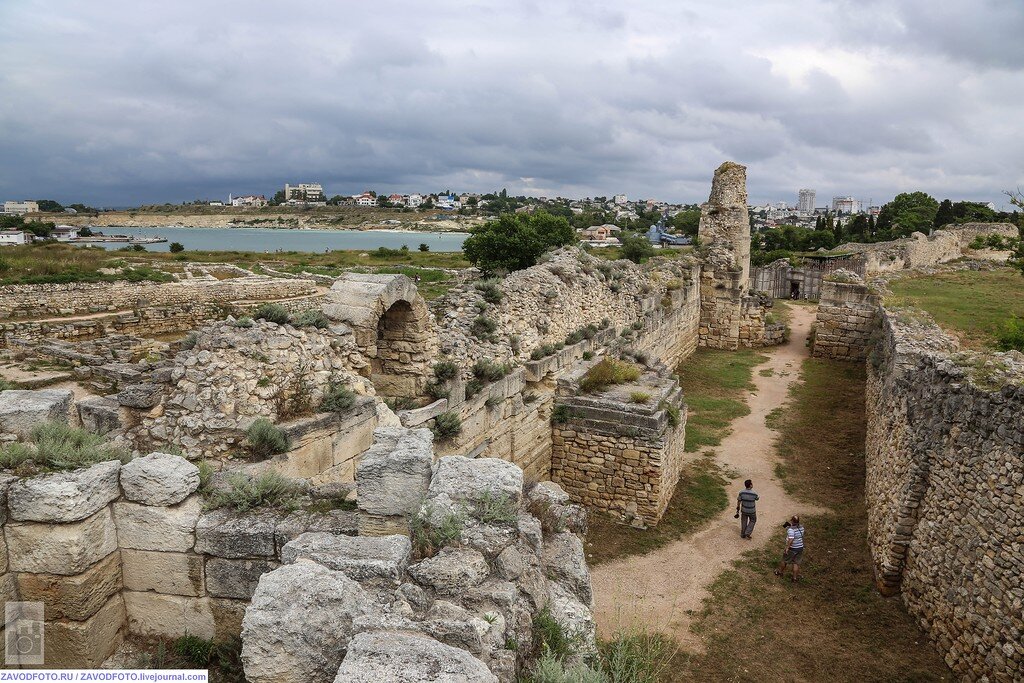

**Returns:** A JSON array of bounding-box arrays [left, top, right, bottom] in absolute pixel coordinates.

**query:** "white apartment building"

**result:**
[[798, 189, 816, 213], [407, 194, 423, 208], [832, 196, 862, 214], [231, 195, 268, 207], [353, 192, 376, 207], [3, 200, 39, 215], [0, 230, 29, 245], [613, 194, 628, 205], [52, 225, 79, 241], [284, 183, 325, 202]]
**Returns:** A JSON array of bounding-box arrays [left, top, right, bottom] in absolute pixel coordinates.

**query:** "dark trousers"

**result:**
[[741, 512, 757, 537]]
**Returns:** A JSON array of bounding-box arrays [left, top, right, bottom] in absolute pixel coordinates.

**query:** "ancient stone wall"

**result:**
[[835, 222, 1018, 276], [0, 276, 319, 321], [865, 306, 1024, 680], [811, 273, 880, 361]]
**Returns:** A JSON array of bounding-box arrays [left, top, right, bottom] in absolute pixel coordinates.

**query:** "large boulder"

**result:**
[[241, 561, 376, 683], [427, 456, 524, 508], [77, 396, 122, 435], [541, 532, 593, 606], [8, 460, 121, 523], [120, 452, 200, 506], [546, 582, 597, 658], [281, 533, 411, 585], [116, 383, 162, 409], [0, 389, 73, 439], [333, 631, 498, 683], [407, 547, 489, 592], [356, 427, 433, 518]]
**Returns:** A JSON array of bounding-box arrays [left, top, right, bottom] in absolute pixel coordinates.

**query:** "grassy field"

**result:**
[[671, 358, 951, 682], [676, 348, 767, 452], [886, 268, 1024, 350]]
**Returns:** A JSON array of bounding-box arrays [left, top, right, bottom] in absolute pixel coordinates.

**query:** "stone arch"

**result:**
[[322, 273, 436, 397]]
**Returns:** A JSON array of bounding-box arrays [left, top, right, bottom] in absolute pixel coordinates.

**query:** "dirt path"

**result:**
[[591, 303, 821, 651]]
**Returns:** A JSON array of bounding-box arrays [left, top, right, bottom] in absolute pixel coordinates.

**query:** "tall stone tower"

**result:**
[[698, 161, 751, 288]]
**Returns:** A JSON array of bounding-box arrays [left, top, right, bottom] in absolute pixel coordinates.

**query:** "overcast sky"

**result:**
[[1, 0, 1022, 208]]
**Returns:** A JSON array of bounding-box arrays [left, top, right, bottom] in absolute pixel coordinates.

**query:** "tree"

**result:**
[[951, 201, 997, 224], [269, 190, 286, 206], [670, 208, 701, 237], [169, 242, 185, 253], [934, 199, 955, 229], [419, 243, 429, 252], [35, 199, 64, 213], [462, 211, 576, 274], [877, 192, 938, 239], [620, 234, 655, 263]]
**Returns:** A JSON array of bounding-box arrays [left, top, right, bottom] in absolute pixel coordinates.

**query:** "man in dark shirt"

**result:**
[[736, 479, 759, 539]]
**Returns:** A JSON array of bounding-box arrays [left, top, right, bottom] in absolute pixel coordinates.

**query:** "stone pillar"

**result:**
[[698, 161, 751, 287]]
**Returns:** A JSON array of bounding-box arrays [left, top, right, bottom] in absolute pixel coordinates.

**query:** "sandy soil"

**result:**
[[591, 303, 822, 651]]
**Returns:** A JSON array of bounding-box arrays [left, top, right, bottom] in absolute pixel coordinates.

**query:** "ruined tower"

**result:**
[[698, 161, 751, 287]]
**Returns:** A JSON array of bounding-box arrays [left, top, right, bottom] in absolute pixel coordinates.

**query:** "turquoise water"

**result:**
[[82, 226, 467, 252]]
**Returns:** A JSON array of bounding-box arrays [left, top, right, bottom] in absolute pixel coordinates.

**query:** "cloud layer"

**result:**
[[1, 0, 1022, 207]]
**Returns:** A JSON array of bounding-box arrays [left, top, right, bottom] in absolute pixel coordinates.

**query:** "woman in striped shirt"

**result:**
[[775, 515, 805, 582]]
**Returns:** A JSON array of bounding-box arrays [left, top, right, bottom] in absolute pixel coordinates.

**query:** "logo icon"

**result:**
[[5, 602, 45, 666]]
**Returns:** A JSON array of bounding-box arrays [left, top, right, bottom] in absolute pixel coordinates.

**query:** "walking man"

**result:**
[[735, 479, 758, 539], [776, 515, 805, 582]]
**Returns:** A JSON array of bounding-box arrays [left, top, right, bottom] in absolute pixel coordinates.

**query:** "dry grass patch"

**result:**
[[675, 348, 766, 451]]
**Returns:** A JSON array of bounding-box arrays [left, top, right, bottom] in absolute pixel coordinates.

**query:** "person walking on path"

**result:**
[[735, 479, 759, 539], [775, 515, 805, 582]]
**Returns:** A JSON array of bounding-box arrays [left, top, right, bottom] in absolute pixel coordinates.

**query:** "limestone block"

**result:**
[[0, 473, 16, 525], [281, 533, 410, 585], [427, 455, 524, 507], [542, 531, 593, 606], [120, 452, 200, 506], [77, 396, 122, 435], [6, 507, 117, 575], [113, 497, 201, 552], [241, 561, 375, 683], [209, 597, 248, 640], [120, 549, 204, 597], [528, 480, 571, 507], [205, 558, 279, 600], [274, 509, 359, 552], [0, 389, 73, 439], [407, 547, 489, 592], [16, 552, 122, 621], [8, 460, 121, 523], [44, 594, 125, 668], [546, 581, 597, 658], [356, 427, 433, 518], [116, 383, 162, 409], [334, 631, 498, 683], [122, 591, 215, 640], [0, 572, 18, 606], [0, 534, 6, 574], [194, 508, 279, 559]]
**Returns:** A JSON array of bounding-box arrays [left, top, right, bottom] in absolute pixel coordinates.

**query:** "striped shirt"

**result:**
[[787, 525, 805, 549], [737, 489, 759, 514]]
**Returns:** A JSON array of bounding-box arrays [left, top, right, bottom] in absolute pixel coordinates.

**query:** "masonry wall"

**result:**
[[811, 279, 880, 361], [865, 306, 1024, 680]]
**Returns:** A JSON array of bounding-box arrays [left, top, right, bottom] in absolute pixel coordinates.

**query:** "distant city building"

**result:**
[[3, 200, 39, 215], [613, 194, 628, 205], [406, 194, 423, 208], [798, 189, 816, 213], [51, 225, 79, 241], [0, 230, 29, 245], [284, 183, 325, 203], [435, 194, 461, 210], [231, 195, 268, 208], [831, 196, 861, 214], [386, 194, 404, 205], [353, 192, 376, 207]]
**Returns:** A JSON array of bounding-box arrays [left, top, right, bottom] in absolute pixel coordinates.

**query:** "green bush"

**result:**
[[169, 242, 185, 253], [579, 358, 641, 393], [232, 316, 253, 328], [598, 630, 676, 683], [472, 358, 510, 382], [620, 234, 655, 263], [532, 607, 578, 661], [471, 490, 518, 525], [425, 381, 450, 401], [475, 280, 504, 304], [530, 344, 558, 361], [253, 303, 290, 325], [471, 316, 497, 339], [0, 422, 127, 473], [0, 376, 15, 391], [529, 655, 608, 683], [410, 506, 465, 558], [550, 404, 579, 425], [292, 309, 330, 329], [180, 332, 199, 350], [465, 378, 484, 399], [319, 383, 356, 413], [203, 470, 302, 512], [419, 243, 430, 252], [431, 412, 462, 440], [245, 419, 290, 459], [629, 391, 651, 404], [995, 317, 1024, 352], [433, 360, 459, 381]]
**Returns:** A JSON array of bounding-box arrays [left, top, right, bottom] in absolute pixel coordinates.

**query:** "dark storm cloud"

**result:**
[[0, 0, 1022, 207]]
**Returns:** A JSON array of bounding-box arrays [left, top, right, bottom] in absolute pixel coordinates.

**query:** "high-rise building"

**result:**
[[284, 183, 325, 202], [831, 196, 861, 214], [797, 189, 816, 213]]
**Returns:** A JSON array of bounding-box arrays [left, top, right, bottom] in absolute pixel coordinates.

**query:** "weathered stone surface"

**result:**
[[16, 551, 122, 621], [123, 591, 215, 640], [356, 427, 433, 517], [0, 389, 73, 439], [281, 533, 411, 584], [541, 532, 592, 605], [0, 473, 16, 525], [274, 509, 359, 551], [459, 522, 517, 559], [334, 631, 498, 683], [120, 452, 200, 506], [527, 480, 570, 507], [209, 597, 249, 640], [8, 460, 121, 523], [44, 594, 125, 668], [6, 507, 117, 575], [115, 382, 163, 409], [205, 557, 279, 600], [120, 549, 204, 597], [407, 547, 489, 592], [195, 508, 279, 558], [241, 561, 374, 683], [113, 497, 201, 552], [77, 395, 122, 434], [546, 582, 597, 658], [427, 456, 524, 507]]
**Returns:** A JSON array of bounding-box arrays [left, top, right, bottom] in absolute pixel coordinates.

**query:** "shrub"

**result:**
[[203, 470, 302, 512], [425, 381, 450, 401], [530, 344, 558, 361], [473, 300, 489, 313], [471, 316, 497, 339], [169, 242, 185, 253], [292, 309, 329, 329], [665, 278, 682, 291], [995, 317, 1024, 352], [0, 376, 15, 391], [579, 358, 641, 394], [253, 303, 290, 325], [475, 279, 504, 304], [0, 422, 127, 473], [180, 332, 199, 350], [471, 490, 518, 525], [419, 243, 430, 252], [384, 396, 416, 411], [465, 378, 484, 398], [664, 403, 681, 428], [410, 506, 465, 558], [431, 412, 462, 440], [232, 316, 253, 328], [472, 358, 510, 382], [319, 383, 356, 413], [530, 654, 608, 683], [245, 419, 290, 459], [531, 607, 579, 661], [629, 391, 651, 404], [433, 360, 459, 381], [582, 351, 594, 361], [620, 234, 655, 263], [550, 404, 579, 425]]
